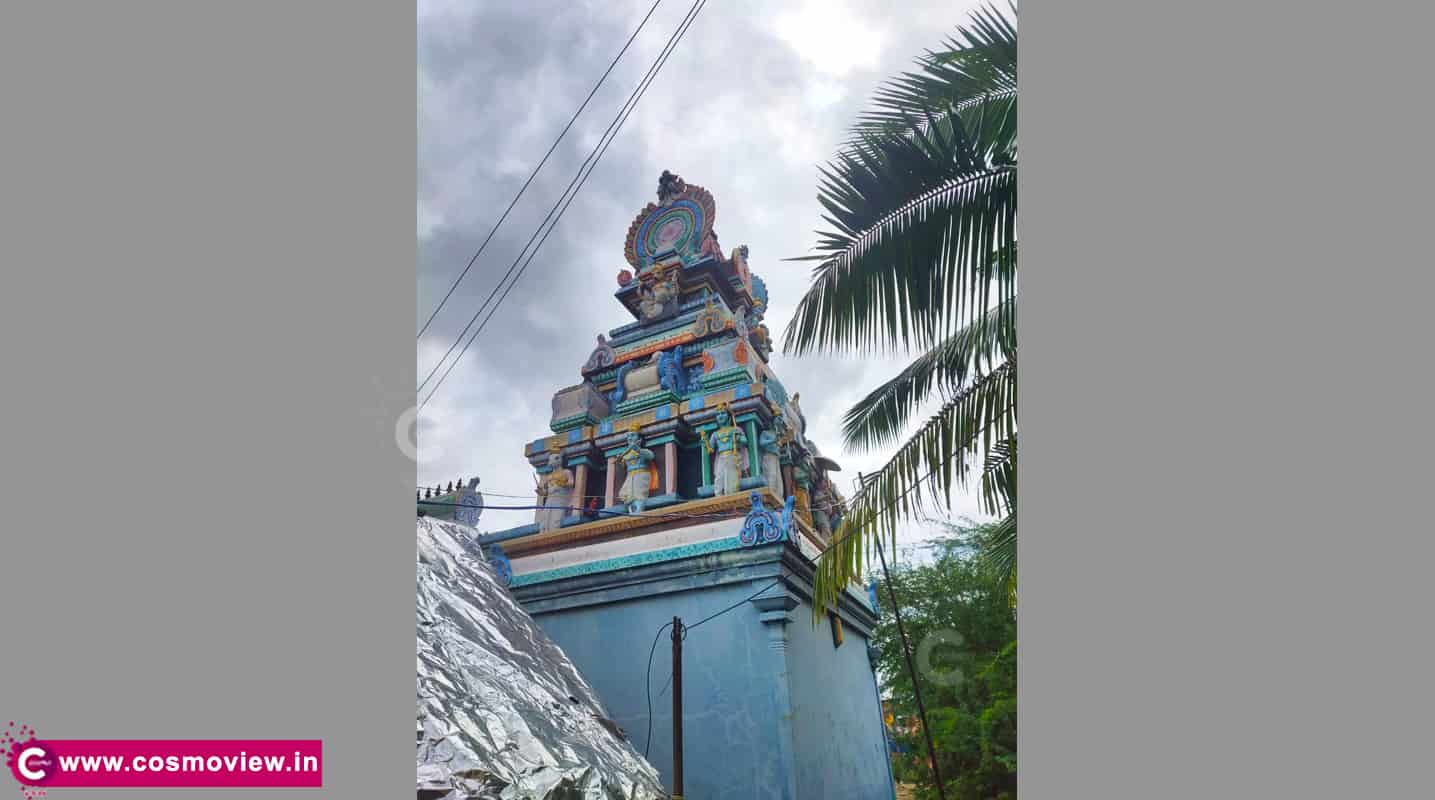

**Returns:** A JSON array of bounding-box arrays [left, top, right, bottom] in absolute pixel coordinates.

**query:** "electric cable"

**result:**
[[416, 0, 667, 340], [418, 0, 709, 408]]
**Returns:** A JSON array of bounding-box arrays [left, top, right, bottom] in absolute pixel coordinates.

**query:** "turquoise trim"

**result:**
[[551, 414, 591, 433], [510, 536, 746, 587], [702, 369, 751, 392], [615, 391, 678, 416]]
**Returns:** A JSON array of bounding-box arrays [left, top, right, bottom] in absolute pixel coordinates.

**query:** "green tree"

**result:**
[[872, 525, 1016, 799], [785, 3, 1017, 612]]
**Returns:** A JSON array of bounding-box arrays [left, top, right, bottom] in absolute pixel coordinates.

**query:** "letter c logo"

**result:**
[[17, 746, 49, 781]]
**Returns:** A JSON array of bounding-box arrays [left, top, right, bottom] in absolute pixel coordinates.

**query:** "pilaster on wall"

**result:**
[[752, 592, 800, 800]]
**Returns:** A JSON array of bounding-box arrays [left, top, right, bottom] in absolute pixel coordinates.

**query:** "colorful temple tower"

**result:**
[[479, 173, 894, 799]]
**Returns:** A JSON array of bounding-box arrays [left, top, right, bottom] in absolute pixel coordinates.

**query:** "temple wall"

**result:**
[[786, 603, 897, 800], [510, 542, 892, 800], [526, 572, 791, 799]]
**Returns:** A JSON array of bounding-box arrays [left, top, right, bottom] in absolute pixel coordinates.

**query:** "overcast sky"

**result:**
[[416, 0, 992, 557]]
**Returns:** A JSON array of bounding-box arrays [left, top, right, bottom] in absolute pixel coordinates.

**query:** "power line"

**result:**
[[418, 0, 709, 408], [419, 0, 706, 403], [642, 620, 676, 759], [416, 0, 666, 341]]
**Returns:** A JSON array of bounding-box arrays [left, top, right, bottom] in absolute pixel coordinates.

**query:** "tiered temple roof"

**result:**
[[487, 172, 848, 566]]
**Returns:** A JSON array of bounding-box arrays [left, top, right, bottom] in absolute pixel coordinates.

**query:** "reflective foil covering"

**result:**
[[417, 518, 667, 800]]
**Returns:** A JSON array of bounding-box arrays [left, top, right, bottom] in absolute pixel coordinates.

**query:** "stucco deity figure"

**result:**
[[758, 418, 785, 498], [638, 272, 678, 320], [583, 333, 615, 373], [706, 405, 747, 495], [731, 244, 751, 282], [617, 428, 657, 512], [789, 392, 808, 435], [657, 170, 685, 205], [658, 344, 689, 396], [810, 477, 835, 540], [534, 450, 574, 532], [791, 459, 815, 529]]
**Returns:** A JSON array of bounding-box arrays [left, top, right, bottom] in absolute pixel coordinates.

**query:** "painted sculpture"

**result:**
[[739, 491, 786, 546], [534, 449, 574, 532], [758, 418, 785, 497], [707, 405, 747, 496], [617, 425, 658, 512], [609, 362, 633, 405], [656, 169, 685, 206], [810, 478, 835, 540], [789, 392, 808, 435], [657, 343, 689, 396], [791, 459, 815, 529], [637, 270, 679, 320], [582, 333, 615, 373]]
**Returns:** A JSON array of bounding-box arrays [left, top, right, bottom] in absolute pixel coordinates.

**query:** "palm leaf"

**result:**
[[797, 2, 1019, 618], [782, 129, 1016, 355], [842, 297, 1015, 452], [850, 3, 1018, 145], [980, 511, 1017, 604], [813, 361, 1016, 616]]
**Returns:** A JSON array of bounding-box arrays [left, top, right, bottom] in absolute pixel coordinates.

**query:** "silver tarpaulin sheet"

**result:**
[[417, 518, 666, 800]]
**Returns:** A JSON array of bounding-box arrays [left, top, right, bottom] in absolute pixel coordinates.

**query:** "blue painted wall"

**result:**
[[530, 576, 794, 799], [785, 603, 895, 799], [515, 545, 894, 799]]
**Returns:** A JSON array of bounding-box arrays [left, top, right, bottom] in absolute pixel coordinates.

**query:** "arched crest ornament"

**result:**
[[453, 477, 484, 527], [624, 172, 716, 272], [739, 491, 792, 546]]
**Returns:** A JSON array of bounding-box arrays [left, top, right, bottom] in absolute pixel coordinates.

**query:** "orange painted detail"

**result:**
[[701, 351, 715, 373], [733, 341, 748, 364], [612, 331, 696, 366]]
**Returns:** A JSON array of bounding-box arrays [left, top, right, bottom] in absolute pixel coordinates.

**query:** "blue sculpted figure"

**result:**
[[658, 344, 688, 396], [610, 362, 633, 405]]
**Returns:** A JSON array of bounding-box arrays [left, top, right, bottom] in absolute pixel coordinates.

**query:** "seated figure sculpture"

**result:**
[[534, 448, 573, 532], [617, 425, 657, 512], [707, 405, 747, 495]]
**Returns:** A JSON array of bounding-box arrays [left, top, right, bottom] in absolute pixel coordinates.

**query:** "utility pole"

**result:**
[[874, 530, 947, 800], [671, 615, 684, 799]]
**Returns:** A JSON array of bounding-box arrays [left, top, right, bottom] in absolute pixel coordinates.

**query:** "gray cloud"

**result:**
[[417, 0, 992, 555]]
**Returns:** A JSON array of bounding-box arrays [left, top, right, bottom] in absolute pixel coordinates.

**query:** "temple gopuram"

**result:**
[[476, 173, 894, 799]]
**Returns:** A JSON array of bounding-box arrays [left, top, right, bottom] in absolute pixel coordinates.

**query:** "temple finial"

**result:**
[[657, 170, 685, 205]]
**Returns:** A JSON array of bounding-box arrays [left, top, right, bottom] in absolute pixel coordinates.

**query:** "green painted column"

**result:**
[[699, 426, 713, 487], [744, 420, 760, 477]]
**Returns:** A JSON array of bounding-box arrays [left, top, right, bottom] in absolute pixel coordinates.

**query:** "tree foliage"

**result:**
[[872, 526, 1016, 799]]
